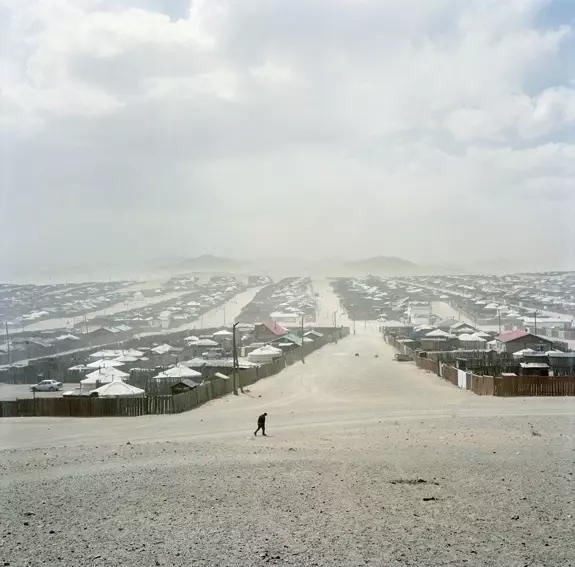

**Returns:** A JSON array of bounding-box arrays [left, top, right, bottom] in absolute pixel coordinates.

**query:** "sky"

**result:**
[[1, 0, 575, 276]]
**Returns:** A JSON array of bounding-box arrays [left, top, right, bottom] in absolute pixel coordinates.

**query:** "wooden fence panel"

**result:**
[[172, 390, 197, 413], [147, 395, 172, 414], [0, 400, 18, 417], [495, 376, 575, 396], [441, 365, 458, 386], [469, 374, 494, 395], [239, 368, 257, 387]]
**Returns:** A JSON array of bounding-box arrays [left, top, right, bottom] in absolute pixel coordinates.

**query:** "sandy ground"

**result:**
[[1, 318, 575, 566]]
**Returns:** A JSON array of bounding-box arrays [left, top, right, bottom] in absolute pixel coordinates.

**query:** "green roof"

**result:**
[[271, 333, 303, 347]]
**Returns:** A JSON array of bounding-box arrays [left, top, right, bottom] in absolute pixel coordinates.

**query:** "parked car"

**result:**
[[30, 379, 63, 392]]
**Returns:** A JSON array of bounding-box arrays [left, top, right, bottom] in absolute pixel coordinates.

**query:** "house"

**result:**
[[254, 322, 288, 343], [450, 322, 477, 335], [435, 318, 458, 331], [304, 330, 324, 339], [493, 330, 554, 354], [269, 333, 303, 347]]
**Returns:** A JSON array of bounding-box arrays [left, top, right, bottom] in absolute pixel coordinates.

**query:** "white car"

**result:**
[[30, 379, 63, 392]]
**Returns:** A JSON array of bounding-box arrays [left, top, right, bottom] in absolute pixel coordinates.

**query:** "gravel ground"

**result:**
[[1, 316, 574, 566]]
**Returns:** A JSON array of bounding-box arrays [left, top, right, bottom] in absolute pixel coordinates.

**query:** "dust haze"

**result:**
[[2, 0, 574, 281]]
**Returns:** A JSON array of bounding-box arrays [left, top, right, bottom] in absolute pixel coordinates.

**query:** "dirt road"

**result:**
[[1, 322, 574, 565]]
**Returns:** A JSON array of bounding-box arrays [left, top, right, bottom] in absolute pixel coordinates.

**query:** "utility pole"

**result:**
[[333, 311, 338, 343], [301, 316, 305, 364], [498, 310, 502, 335], [232, 322, 239, 395], [534, 310, 538, 336], [5, 322, 11, 367]]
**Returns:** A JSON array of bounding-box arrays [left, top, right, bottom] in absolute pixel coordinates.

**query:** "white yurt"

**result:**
[[248, 346, 283, 364], [91, 379, 145, 398], [212, 329, 233, 338], [89, 350, 121, 359], [151, 344, 172, 355], [81, 367, 130, 386], [86, 359, 125, 369]]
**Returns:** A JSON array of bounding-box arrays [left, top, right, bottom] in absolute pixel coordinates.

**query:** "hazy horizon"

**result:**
[[2, 0, 574, 276]]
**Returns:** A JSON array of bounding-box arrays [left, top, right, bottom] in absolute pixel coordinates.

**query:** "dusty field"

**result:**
[[1, 327, 574, 567]]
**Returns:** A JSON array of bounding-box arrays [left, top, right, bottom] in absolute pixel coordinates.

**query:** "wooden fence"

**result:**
[[415, 356, 439, 375], [468, 374, 494, 396], [0, 332, 343, 417], [0, 396, 158, 418], [385, 332, 575, 397], [493, 375, 575, 397]]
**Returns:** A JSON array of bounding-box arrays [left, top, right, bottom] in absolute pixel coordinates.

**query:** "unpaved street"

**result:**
[[1, 329, 574, 567]]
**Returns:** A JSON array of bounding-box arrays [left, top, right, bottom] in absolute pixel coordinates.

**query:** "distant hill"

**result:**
[[345, 256, 418, 275], [163, 255, 461, 277], [171, 255, 245, 272], [342, 256, 464, 276]]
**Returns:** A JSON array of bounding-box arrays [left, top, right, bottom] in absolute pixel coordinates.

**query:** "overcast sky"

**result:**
[[2, 0, 574, 275]]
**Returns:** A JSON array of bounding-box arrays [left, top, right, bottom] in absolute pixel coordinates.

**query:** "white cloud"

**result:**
[[1, 0, 574, 273]]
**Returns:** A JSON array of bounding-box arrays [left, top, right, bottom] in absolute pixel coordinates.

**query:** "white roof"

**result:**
[[184, 336, 199, 342], [458, 333, 474, 341], [91, 379, 145, 397], [546, 350, 575, 357], [114, 355, 139, 363], [82, 367, 129, 384], [512, 349, 538, 357], [466, 333, 487, 342], [212, 329, 233, 337], [473, 331, 491, 338], [86, 359, 125, 369], [155, 364, 202, 379], [56, 334, 80, 341], [193, 339, 219, 347], [425, 329, 452, 338], [125, 349, 144, 357], [519, 362, 549, 369], [151, 344, 172, 354], [89, 349, 121, 359]]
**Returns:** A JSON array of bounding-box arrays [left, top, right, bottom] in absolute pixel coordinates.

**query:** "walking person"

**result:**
[[254, 412, 268, 436]]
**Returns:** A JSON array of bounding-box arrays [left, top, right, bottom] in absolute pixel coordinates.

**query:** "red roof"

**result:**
[[496, 330, 530, 343], [260, 321, 288, 336]]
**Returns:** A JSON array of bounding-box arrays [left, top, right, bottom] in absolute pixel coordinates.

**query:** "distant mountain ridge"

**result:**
[[167, 255, 461, 276], [170, 254, 244, 272], [344, 256, 419, 274]]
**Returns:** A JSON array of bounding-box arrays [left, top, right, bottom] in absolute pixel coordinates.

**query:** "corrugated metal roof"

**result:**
[[259, 321, 288, 336], [496, 330, 530, 343]]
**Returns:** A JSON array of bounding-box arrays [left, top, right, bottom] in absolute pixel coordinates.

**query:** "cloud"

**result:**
[[1, 0, 574, 274]]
